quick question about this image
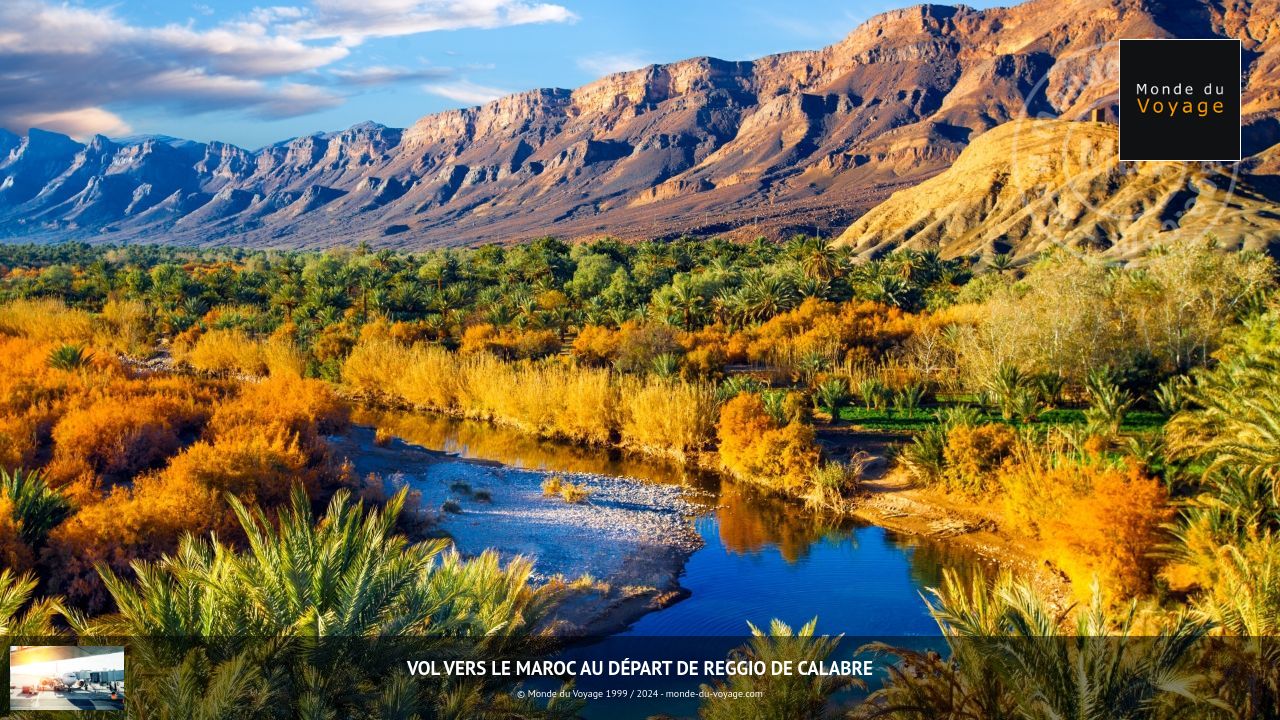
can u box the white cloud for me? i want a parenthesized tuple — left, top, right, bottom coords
(284, 0, 578, 44)
(7, 108, 133, 139)
(576, 52, 653, 77)
(423, 80, 510, 105)
(0, 0, 575, 137)
(331, 64, 456, 86)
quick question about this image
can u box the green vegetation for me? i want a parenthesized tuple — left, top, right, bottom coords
(701, 618, 856, 720)
(1, 234, 1278, 716)
(80, 486, 576, 717)
(840, 405, 1167, 433)
(857, 570, 1215, 720)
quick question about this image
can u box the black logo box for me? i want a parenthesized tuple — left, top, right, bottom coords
(1119, 38, 1241, 162)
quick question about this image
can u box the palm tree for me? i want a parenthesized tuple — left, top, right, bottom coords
(87, 487, 568, 719)
(797, 236, 841, 283)
(813, 377, 849, 423)
(1185, 532, 1280, 720)
(740, 272, 797, 322)
(1167, 347, 1280, 502)
(856, 570, 1215, 720)
(988, 252, 1015, 274)
(1, 467, 71, 547)
(701, 618, 857, 720)
(983, 362, 1040, 422)
(1084, 367, 1136, 436)
(0, 568, 62, 636)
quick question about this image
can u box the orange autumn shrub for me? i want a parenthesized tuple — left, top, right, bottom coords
(209, 375, 349, 451)
(682, 344, 728, 378)
(44, 377, 347, 612)
(998, 461, 1090, 539)
(511, 328, 561, 360)
(679, 326, 732, 377)
(724, 332, 751, 364)
(0, 336, 76, 410)
(718, 394, 776, 474)
(942, 423, 1018, 493)
(179, 327, 265, 375)
(572, 325, 621, 366)
(387, 320, 438, 345)
(311, 323, 358, 365)
(0, 409, 44, 471)
(47, 395, 186, 486)
(460, 323, 502, 355)
(161, 430, 313, 511)
(717, 393, 820, 493)
(461, 323, 560, 360)
(45, 473, 217, 612)
(0, 496, 33, 571)
(613, 321, 681, 374)
(736, 299, 923, 370)
(838, 300, 920, 355)
(1043, 463, 1174, 600)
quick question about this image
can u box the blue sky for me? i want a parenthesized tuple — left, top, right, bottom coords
(0, 0, 1002, 148)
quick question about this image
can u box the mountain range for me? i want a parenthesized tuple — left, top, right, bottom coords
(1, 0, 1278, 253)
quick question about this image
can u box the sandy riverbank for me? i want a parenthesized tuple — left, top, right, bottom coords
(817, 425, 1074, 611)
(328, 426, 706, 636)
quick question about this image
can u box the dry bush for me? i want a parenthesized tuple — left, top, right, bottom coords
(1044, 463, 1173, 600)
(96, 299, 151, 355)
(541, 476, 564, 496)
(552, 365, 618, 444)
(0, 409, 44, 471)
(739, 299, 922, 371)
(0, 299, 94, 343)
(612, 321, 681, 374)
(620, 378, 718, 458)
(513, 329, 562, 360)
(0, 495, 33, 571)
(996, 446, 1174, 601)
(572, 325, 620, 366)
(717, 393, 820, 493)
(260, 335, 307, 378)
(45, 472, 218, 612)
(47, 395, 185, 486)
(43, 375, 347, 612)
(941, 423, 1019, 494)
(210, 376, 349, 457)
(998, 461, 1089, 539)
(559, 481, 592, 504)
(179, 328, 267, 376)
(461, 323, 560, 360)
(461, 358, 618, 445)
(344, 336, 461, 411)
(161, 429, 313, 510)
(460, 323, 502, 356)
(344, 335, 717, 456)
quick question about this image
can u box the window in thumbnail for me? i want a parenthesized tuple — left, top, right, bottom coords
(8, 646, 125, 712)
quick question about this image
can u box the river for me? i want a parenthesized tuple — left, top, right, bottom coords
(352, 409, 986, 717)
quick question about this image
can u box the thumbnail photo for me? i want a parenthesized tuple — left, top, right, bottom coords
(8, 646, 125, 712)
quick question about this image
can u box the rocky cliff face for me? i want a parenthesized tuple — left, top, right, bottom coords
(1, 0, 1277, 249)
(834, 119, 1280, 259)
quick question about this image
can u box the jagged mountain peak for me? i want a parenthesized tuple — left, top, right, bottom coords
(1, 0, 1277, 249)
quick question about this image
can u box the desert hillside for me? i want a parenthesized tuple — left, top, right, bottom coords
(835, 119, 1280, 259)
(1, 0, 1278, 248)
